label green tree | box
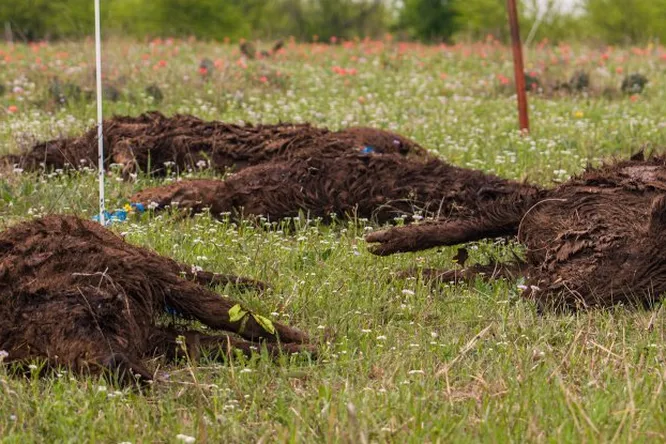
[583,0,666,44]
[304,0,390,41]
[150,0,248,40]
[398,0,458,42]
[453,0,516,41]
[0,0,94,40]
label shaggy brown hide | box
[2,112,428,178]
[366,152,666,311]
[130,151,539,225]
[0,215,313,384]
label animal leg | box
[196,333,316,357]
[165,285,310,344]
[130,179,220,213]
[150,329,316,362]
[366,218,518,256]
[177,265,269,292]
[366,190,541,256]
[399,261,526,284]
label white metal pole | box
[94,0,105,225]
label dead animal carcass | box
[0,215,313,384]
[2,112,428,178]
[367,152,666,311]
[131,151,539,225]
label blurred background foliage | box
[1,0,665,44]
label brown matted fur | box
[1,112,428,178]
[130,151,539,225]
[0,215,313,384]
[366,152,666,311]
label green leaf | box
[252,314,276,335]
[228,304,248,323]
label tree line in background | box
[2,0,666,45]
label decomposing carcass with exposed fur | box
[130,151,540,225]
[366,152,666,311]
[0,215,313,384]
[1,112,428,178]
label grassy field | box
[1,38,666,442]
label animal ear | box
[649,195,666,233]
[630,150,645,161]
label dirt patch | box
[2,111,429,178]
[0,215,313,384]
[366,152,666,311]
[131,151,539,225]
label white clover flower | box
[176,434,196,444]
[0,350,8,360]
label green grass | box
[1,39,666,442]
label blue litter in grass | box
[92,203,146,226]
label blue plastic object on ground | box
[92,203,145,226]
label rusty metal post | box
[506,0,530,133]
